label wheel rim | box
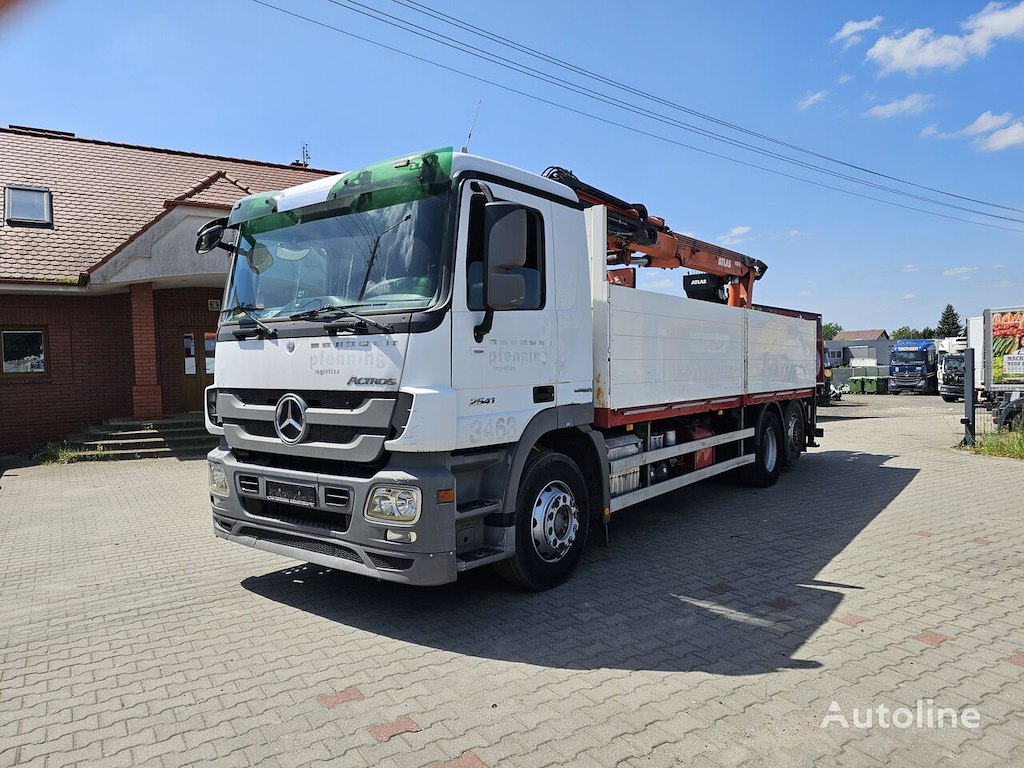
[530,481,580,563]
[763,426,779,473]
[786,412,803,457]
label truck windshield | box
[892,350,927,364]
[943,356,965,373]
[223,193,448,322]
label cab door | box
[450,181,556,449]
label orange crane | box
[542,167,767,308]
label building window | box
[4,185,53,226]
[1,329,47,375]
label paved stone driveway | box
[1,396,1022,767]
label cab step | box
[456,547,511,571]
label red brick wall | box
[129,282,162,419]
[154,287,222,415]
[0,293,132,453]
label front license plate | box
[265,480,317,507]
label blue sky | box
[2,0,1022,331]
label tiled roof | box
[833,329,890,341]
[0,126,336,282]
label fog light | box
[209,462,229,495]
[365,485,421,524]
[386,529,417,543]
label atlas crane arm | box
[542,166,767,308]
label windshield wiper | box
[289,304,392,335]
[225,303,278,339]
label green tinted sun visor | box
[327,147,452,212]
[228,191,286,226]
[227,147,453,229]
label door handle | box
[533,385,555,403]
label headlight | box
[365,486,421,525]
[209,462,229,495]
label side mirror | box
[473,202,531,343]
[483,202,528,310]
[195,218,230,255]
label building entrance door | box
[181,330,215,412]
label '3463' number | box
[468,416,518,444]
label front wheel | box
[738,409,783,488]
[941,395,959,403]
[494,452,590,591]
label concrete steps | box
[69,415,217,460]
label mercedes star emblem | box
[274,393,309,444]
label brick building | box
[0,126,333,453]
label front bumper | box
[208,447,458,586]
[939,384,964,397]
[889,377,928,392]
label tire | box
[1008,408,1023,432]
[737,409,783,488]
[779,401,804,470]
[941,395,958,403]
[493,452,590,591]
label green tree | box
[936,304,963,337]
[823,322,843,340]
[920,326,936,339]
[891,326,923,340]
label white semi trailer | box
[199,148,821,589]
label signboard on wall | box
[985,306,1024,389]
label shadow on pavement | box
[242,450,915,676]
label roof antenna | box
[292,143,310,167]
[460,99,482,153]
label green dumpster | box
[864,377,878,394]
[875,377,888,394]
[848,377,864,394]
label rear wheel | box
[780,401,804,470]
[738,409,782,488]
[494,452,590,591]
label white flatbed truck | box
[200,148,822,589]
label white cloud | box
[974,121,1024,150]
[642,278,674,290]
[799,290,813,296]
[903,293,917,299]
[996,279,1020,287]
[866,1,1024,75]
[717,225,752,246]
[993,263,1007,269]
[961,110,1014,134]
[942,266,977,276]
[862,93,936,119]
[837,74,855,85]
[831,16,884,49]
[798,90,828,110]
[789,229,801,237]
[923,110,1014,140]
[900,264,920,272]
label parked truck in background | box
[966,316,986,402]
[938,353,965,402]
[984,306,1024,431]
[888,339,938,395]
[197,148,821,590]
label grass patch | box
[34,442,115,464]
[969,429,1024,460]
